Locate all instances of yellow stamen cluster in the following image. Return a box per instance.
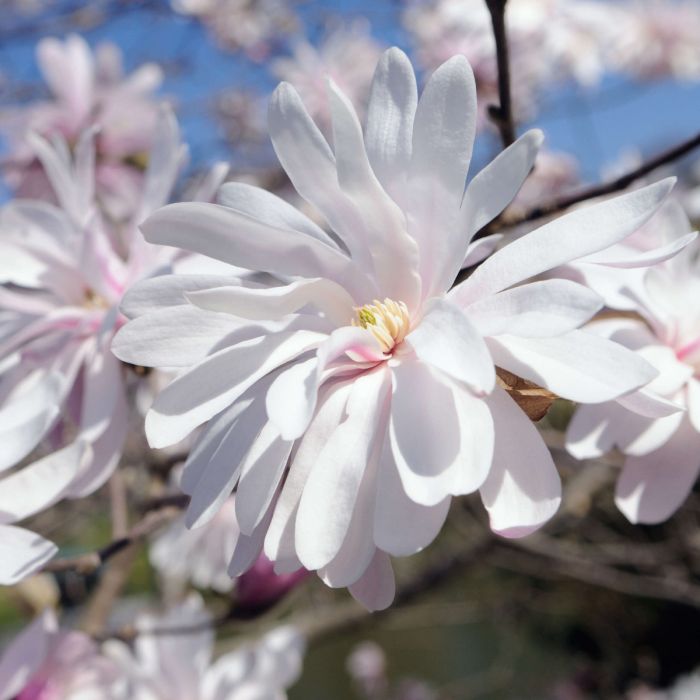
[83,288,109,310]
[352,298,410,354]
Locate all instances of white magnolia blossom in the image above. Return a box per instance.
[566,201,700,524]
[114,48,678,609]
[0,108,226,584]
[105,594,305,700]
[272,23,383,130]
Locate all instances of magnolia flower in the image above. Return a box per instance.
[0,109,227,583]
[0,35,163,219]
[0,609,119,700]
[566,202,700,524]
[105,594,305,700]
[114,48,674,609]
[272,23,383,130]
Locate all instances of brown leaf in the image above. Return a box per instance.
[495,367,558,422]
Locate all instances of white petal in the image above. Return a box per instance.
[480,386,561,537]
[264,382,351,564]
[406,298,495,394]
[365,47,417,195]
[217,181,336,248]
[228,498,276,578]
[295,367,390,570]
[146,330,324,448]
[616,417,700,524]
[235,423,292,536]
[390,360,493,506]
[687,378,700,433]
[0,441,87,524]
[461,233,504,269]
[464,279,603,338]
[616,388,683,419]
[348,549,395,611]
[583,231,697,268]
[374,441,451,557]
[0,525,57,584]
[187,277,355,326]
[141,202,362,294]
[453,178,675,305]
[487,330,657,403]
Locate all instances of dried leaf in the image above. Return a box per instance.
[496,367,558,421]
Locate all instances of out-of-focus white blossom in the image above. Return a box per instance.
[272,23,383,130]
[105,594,305,700]
[0,35,164,219]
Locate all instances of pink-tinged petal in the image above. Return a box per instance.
[463,279,603,339]
[616,417,700,524]
[295,367,391,570]
[120,274,246,319]
[141,202,364,296]
[112,306,241,368]
[0,441,87,524]
[266,326,383,441]
[145,329,325,448]
[187,277,355,326]
[78,349,122,444]
[461,233,504,269]
[687,379,700,433]
[406,298,495,394]
[218,181,337,248]
[390,360,493,506]
[235,422,292,536]
[264,383,351,564]
[267,82,376,273]
[374,440,451,557]
[583,231,697,268]
[328,79,421,309]
[480,386,561,537]
[454,178,675,305]
[348,550,395,611]
[0,525,58,585]
[0,373,63,473]
[365,47,417,196]
[487,330,657,403]
[637,345,693,397]
[0,609,55,700]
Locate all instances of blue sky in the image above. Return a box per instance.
[1,0,699,197]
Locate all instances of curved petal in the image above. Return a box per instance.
[487,330,657,403]
[146,329,325,448]
[453,178,675,305]
[348,549,395,611]
[616,417,700,524]
[406,298,495,394]
[365,47,417,196]
[464,279,603,338]
[480,386,561,537]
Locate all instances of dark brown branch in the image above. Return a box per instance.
[41,505,182,575]
[485,0,516,148]
[476,130,700,238]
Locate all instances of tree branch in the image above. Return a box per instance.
[485,0,516,147]
[476,130,700,238]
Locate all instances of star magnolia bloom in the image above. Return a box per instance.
[566,202,700,524]
[0,609,118,700]
[104,594,304,700]
[0,108,226,584]
[114,48,673,609]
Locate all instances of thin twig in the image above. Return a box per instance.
[485,0,516,147]
[476,130,700,238]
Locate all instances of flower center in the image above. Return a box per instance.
[352,298,410,354]
[83,288,109,310]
